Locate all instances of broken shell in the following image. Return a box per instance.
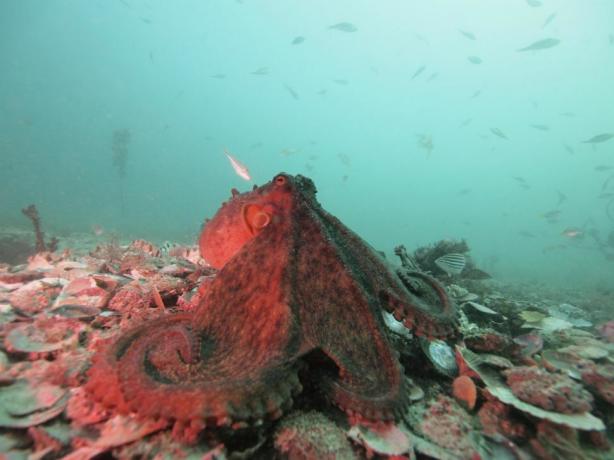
[347,423,411,456]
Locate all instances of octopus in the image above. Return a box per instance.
[86,173,457,440]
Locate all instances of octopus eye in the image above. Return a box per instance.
[274,175,287,186]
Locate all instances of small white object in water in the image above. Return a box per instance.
[434,253,466,275]
[224,148,252,181]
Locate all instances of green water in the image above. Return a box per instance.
[1,0,613,287]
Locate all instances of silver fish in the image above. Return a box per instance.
[595,165,613,172]
[434,253,466,276]
[291,36,305,45]
[582,133,614,144]
[467,56,483,64]
[530,124,550,131]
[251,67,269,76]
[517,38,560,52]
[459,30,476,40]
[328,22,357,32]
[526,0,542,6]
[284,84,299,100]
[411,65,426,80]
[490,127,508,140]
[542,13,557,29]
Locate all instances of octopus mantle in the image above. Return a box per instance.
[86,173,457,438]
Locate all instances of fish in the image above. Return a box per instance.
[542,13,557,28]
[280,148,300,156]
[417,133,434,156]
[250,142,263,149]
[526,0,542,6]
[434,253,466,276]
[337,153,351,167]
[513,176,528,183]
[467,56,483,64]
[519,230,536,238]
[595,165,613,172]
[317,89,327,96]
[459,118,473,127]
[92,225,104,236]
[556,190,567,207]
[328,22,357,32]
[291,36,305,45]
[426,72,438,82]
[530,124,550,131]
[562,227,584,239]
[490,128,508,140]
[251,67,269,76]
[599,192,614,200]
[541,209,561,221]
[284,84,299,100]
[602,175,614,191]
[582,133,614,144]
[223,149,251,181]
[563,144,574,154]
[332,79,349,85]
[210,73,226,79]
[560,112,575,117]
[517,38,560,52]
[411,65,426,80]
[459,30,476,40]
[457,188,472,196]
[542,244,567,254]
[470,89,482,99]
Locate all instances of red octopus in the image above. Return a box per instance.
[86,173,456,439]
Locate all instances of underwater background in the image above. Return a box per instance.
[1,0,613,287]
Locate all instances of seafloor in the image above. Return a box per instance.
[0,228,613,460]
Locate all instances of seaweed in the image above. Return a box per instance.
[112,128,131,212]
[21,204,58,254]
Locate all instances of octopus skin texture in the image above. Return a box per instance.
[86,173,457,438]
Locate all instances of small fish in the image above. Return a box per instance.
[526,0,542,6]
[210,73,226,79]
[459,30,476,40]
[251,67,269,76]
[149,51,154,63]
[457,188,472,196]
[434,253,466,276]
[542,13,557,29]
[470,89,482,99]
[542,244,567,254]
[490,128,508,140]
[602,175,614,191]
[317,89,327,96]
[224,149,251,181]
[541,209,561,220]
[562,227,584,239]
[517,38,560,52]
[599,192,614,199]
[92,224,104,236]
[332,79,349,85]
[595,165,613,172]
[284,84,299,100]
[530,124,550,131]
[411,65,426,80]
[291,36,305,45]
[328,22,357,33]
[459,118,472,127]
[280,148,300,157]
[250,142,263,149]
[513,176,527,183]
[582,133,614,144]
[426,72,438,82]
[556,190,567,207]
[140,17,152,24]
[560,112,575,117]
[563,143,574,154]
[338,153,351,167]
[467,56,483,64]
[519,230,536,238]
